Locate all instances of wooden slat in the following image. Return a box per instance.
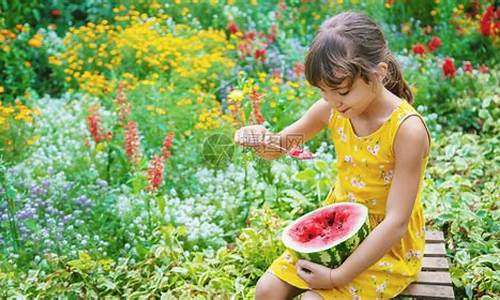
[416,271,452,285]
[424,243,446,257]
[422,257,449,271]
[425,230,445,243]
[400,283,454,299]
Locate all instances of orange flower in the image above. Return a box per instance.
[124,121,141,165]
[28,34,43,48]
[146,155,164,192]
[249,88,265,125]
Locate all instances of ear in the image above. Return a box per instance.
[374,62,388,82]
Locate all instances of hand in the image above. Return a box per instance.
[234,125,270,147]
[234,125,281,159]
[296,259,349,289]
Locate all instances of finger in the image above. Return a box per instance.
[296,265,312,282]
[297,259,315,270]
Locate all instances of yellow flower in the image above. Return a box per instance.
[28,34,43,48]
[228,89,244,102]
[27,135,40,145]
[0,86,4,93]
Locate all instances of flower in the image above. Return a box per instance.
[427,36,442,52]
[442,57,456,78]
[28,34,43,48]
[249,88,265,124]
[51,9,62,18]
[227,89,244,102]
[462,61,473,73]
[254,48,267,61]
[161,132,174,160]
[412,43,426,55]
[87,108,112,143]
[293,62,304,77]
[478,64,489,74]
[146,155,164,192]
[479,5,500,37]
[114,81,131,125]
[124,121,141,165]
[227,21,239,35]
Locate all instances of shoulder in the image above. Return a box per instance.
[393,115,430,160]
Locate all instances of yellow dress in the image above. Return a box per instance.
[269,100,430,299]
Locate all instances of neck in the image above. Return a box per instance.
[358,87,398,121]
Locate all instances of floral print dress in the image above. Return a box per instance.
[269,100,431,299]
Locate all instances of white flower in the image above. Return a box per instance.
[367,144,380,155]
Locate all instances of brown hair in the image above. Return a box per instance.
[304,11,413,103]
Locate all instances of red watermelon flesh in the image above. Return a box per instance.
[289,204,362,248]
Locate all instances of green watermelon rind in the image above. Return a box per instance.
[282,202,371,269]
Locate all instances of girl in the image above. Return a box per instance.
[234,11,431,300]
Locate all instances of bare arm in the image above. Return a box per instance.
[333,116,430,286]
[262,99,332,159]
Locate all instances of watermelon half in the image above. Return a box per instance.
[282,202,370,268]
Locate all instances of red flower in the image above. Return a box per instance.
[412,43,426,55]
[442,57,456,78]
[249,88,265,125]
[87,108,112,144]
[254,49,267,61]
[293,62,304,77]
[480,6,495,36]
[227,21,239,35]
[462,61,473,73]
[161,132,174,160]
[427,36,442,52]
[124,121,141,165]
[146,155,164,192]
[51,9,61,18]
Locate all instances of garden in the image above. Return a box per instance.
[0,0,498,298]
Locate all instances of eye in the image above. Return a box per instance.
[338,90,350,96]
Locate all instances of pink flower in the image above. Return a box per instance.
[462,61,473,73]
[442,57,456,78]
[478,64,489,74]
[146,155,164,192]
[124,121,141,165]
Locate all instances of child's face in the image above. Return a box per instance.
[318,75,377,118]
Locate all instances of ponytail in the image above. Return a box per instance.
[384,53,413,104]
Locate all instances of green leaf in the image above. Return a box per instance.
[293,169,315,182]
[313,159,328,171]
[156,196,166,216]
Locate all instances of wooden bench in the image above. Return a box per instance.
[398,230,455,299]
